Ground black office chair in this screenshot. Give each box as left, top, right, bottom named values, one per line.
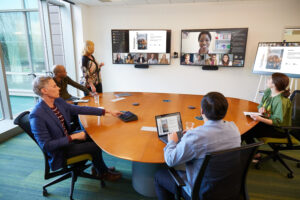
left=168, top=142, right=263, bottom=200
left=14, top=111, right=105, bottom=200
left=256, top=90, right=300, bottom=178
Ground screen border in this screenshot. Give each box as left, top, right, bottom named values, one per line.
left=180, top=27, right=248, bottom=67
left=111, top=29, right=172, bottom=65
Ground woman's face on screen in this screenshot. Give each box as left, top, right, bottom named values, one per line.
left=223, top=55, right=229, bottom=62
left=199, top=34, right=211, bottom=53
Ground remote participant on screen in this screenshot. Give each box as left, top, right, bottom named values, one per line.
left=205, top=54, right=217, bottom=65
left=159, top=54, right=169, bottom=64
left=221, top=54, right=232, bottom=66
left=148, top=53, right=158, bottom=64
left=115, top=53, right=124, bottom=64
left=198, top=31, right=211, bottom=54
left=136, top=54, right=146, bottom=64
left=125, top=54, right=134, bottom=64
left=182, top=54, right=192, bottom=65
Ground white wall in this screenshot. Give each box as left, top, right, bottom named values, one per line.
left=73, top=0, right=300, bottom=101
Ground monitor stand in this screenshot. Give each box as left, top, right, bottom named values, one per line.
left=202, top=66, right=219, bottom=70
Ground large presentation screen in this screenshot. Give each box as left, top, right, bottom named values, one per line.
left=111, top=29, right=171, bottom=65
left=129, top=30, right=167, bottom=53
left=180, top=28, right=248, bottom=67
left=253, top=42, right=300, bottom=78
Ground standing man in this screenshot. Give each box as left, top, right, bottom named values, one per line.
left=154, top=92, right=241, bottom=199
left=53, top=65, right=92, bottom=101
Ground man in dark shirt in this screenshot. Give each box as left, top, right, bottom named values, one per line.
left=53, top=65, right=92, bottom=100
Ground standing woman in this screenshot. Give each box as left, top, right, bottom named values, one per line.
left=81, top=40, right=104, bottom=95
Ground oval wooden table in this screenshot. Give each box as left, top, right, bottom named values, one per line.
left=79, top=92, right=259, bottom=197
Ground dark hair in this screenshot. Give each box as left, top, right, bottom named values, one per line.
left=198, top=31, right=212, bottom=42
left=201, top=92, right=228, bottom=120
left=271, top=72, right=290, bottom=98
left=222, top=54, right=230, bottom=65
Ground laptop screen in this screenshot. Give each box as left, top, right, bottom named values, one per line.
left=155, top=112, right=183, bottom=136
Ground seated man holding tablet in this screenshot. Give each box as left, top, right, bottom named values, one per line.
left=154, top=92, right=241, bottom=199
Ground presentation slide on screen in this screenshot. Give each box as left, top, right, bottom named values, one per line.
left=253, top=43, right=300, bottom=75
left=157, top=115, right=181, bottom=136
left=129, top=30, right=167, bottom=53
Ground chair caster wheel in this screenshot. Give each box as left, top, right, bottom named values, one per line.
left=287, top=173, right=294, bottom=179
left=255, top=164, right=261, bottom=169
left=297, top=163, right=300, bottom=168
left=101, top=180, right=106, bottom=188
left=43, top=188, right=48, bottom=196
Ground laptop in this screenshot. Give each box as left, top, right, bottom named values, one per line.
left=155, top=112, right=184, bottom=144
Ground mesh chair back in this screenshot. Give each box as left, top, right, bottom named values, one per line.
left=14, top=111, right=40, bottom=147
left=191, top=142, right=262, bottom=200
left=14, top=111, right=52, bottom=177
left=289, top=90, right=300, bottom=140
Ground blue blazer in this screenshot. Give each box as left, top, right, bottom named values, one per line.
left=29, top=98, right=104, bottom=171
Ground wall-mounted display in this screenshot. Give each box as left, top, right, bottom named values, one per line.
left=111, top=29, right=171, bottom=65
left=180, top=28, right=248, bottom=68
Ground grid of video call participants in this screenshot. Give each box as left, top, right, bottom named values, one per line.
left=181, top=29, right=248, bottom=67
left=112, top=53, right=170, bottom=65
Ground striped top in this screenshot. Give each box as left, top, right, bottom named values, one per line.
left=51, top=106, right=70, bottom=141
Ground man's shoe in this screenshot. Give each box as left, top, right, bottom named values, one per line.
left=91, top=167, right=97, bottom=177
left=108, top=166, right=116, bottom=172
left=102, top=171, right=122, bottom=181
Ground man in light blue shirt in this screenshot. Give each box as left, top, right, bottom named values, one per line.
left=154, top=92, right=241, bottom=200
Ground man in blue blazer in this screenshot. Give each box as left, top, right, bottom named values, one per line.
left=30, top=76, right=122, bottom=181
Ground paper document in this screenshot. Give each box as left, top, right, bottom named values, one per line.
left=73, top=99, right=89, bottom=103
left=111, top=97, right=125, bottom=102
left=244, top=112, right=262, bottom=116
left=115, top=93, right=131, bottom=98
left=141, top=126, right=157, bottom=132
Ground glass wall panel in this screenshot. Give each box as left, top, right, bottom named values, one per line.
left=6, top=74, right=33, bottom=90
left=24, top=0, right=38, bottom=9
left=27, top=12, right=46, bottom=73
left=10, top=95, right=35, bottom=115
left=0, top=98, right=3, bottom=120
left=0, top=12, right=31, bottom=73
left=0, top=0, right=23, bottom=10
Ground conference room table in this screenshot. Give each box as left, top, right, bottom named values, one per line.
left=79, top=92, right=259, bottom=197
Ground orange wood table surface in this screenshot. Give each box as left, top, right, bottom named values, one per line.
left=79, top=92, right=259, bottom=164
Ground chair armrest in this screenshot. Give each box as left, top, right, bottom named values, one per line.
left=168, top=167, right=186, bottom=187
left=280, top=126, right=300, bottom=130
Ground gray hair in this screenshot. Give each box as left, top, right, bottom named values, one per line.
left=32, top=76, right=53, bottom=96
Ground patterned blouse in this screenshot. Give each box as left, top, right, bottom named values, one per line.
left=81, top=55, right=101, bottom=88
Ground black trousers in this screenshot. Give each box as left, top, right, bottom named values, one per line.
left=84, top=82, right=102, bottom=96
left=155, top=169, right=190, bottom=200
left=242, top=122, right=287, bottom=144
left=64, top=134, right=108, bottom=175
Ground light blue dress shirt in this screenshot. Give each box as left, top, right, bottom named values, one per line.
left=164, top=120, right=241, bottom=195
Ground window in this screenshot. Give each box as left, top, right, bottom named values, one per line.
left=0, top=97, right=3, bottom=120
left=0, top=0, right=75, bottom=121
left=0, top=0, right=44, bottom=118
